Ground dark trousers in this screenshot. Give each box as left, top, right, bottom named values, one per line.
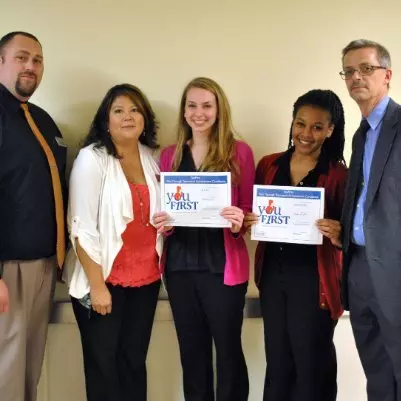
left=348, top=246, right=401, bottom=401
left=260, top=260, right=337, bottom=401
left=166, top=271, right=249, bottom=401
left=72, top=280, right=160, bottom=401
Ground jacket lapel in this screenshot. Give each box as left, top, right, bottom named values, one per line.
left=365, top=99, right=400, bottom=213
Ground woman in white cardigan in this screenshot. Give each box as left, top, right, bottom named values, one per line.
left=67, top=84, right=162, bottom=401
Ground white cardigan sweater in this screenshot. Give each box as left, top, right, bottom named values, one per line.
left=65, top=143, right=163, bottom=299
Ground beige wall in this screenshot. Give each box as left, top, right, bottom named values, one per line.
left=4, top=0, right=401, bottom=293
left=3, top=0, right=400, bottom=400
left=4, top=0, right=401, bottom=161
left=37, top=316, right=366, bottom=401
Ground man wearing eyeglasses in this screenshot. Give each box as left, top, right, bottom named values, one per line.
left=340, top=39, right=401, bottom=401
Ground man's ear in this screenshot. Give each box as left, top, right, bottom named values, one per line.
left=385, top=68, right=392, bottom=87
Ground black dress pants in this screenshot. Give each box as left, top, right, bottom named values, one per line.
left=72, top=280, right=160, bottom=401
left=260, top=260, right=337, bottom=401
left=166, top=271, right=249, bottom=401
left=348, top=246, right=401, bottom=401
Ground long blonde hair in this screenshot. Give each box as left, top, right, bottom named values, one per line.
left=172, top=77, right=239, bottom=182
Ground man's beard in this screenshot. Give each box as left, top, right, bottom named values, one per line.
left=15, top=75, right=37, bottom=98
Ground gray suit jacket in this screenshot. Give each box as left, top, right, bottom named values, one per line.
left=342, top=98, right=401, bottom=325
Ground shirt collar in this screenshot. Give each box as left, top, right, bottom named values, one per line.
left=274, top=147, right=293, bottom=168
left=182, top=144, right=197, bottom=171
left=0, top=83, right=24, bottom=113
left=365, top=96, right=390, bottom=131
left=274, top=146, right=330, bottom=175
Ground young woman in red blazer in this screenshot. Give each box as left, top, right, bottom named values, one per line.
left=245, top=89, right=348, bottom=401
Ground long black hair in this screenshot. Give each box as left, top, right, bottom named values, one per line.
left=82, top=83, right=159, bottom=157
left=288, top=89, right=346, bottom=165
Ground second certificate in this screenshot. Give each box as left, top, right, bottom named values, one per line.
left=251, top=185, right=325, bottom=244
left=160, top=172, right=232, bottom=228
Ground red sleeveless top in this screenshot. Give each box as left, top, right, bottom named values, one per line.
left=107, top=183, right=160, bottom=287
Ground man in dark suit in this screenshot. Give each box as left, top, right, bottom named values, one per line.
left=341, top=39, right=401, bottom=401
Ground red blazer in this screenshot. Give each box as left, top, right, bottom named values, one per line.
left=254, top=152, right=348, bottom=320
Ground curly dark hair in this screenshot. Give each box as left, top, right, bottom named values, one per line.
left=82, top=83, right=159, bottom=157
left=288, top=89, right=346, bottom=165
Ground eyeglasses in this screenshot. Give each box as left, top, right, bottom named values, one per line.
left=339, top=64, right=387, bottom=80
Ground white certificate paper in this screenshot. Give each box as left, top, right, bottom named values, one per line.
left=161, top=172, right=231, bottom=228
left=251, top=185, right=325, bottom=244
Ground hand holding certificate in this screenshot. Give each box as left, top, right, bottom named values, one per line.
left=160, top=172, right=232, bottom=228
left=250, top=185, right=325, bottom=244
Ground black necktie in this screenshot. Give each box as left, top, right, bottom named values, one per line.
left=358, top=119, right=370, bottom=139
left=342, top=119, right=370, bottom=248
left=355, top=119, right=370, bottom=194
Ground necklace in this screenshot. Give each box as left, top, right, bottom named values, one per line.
left=134, top=185, right=149, bottom=226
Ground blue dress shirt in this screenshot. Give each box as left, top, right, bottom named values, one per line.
left=352, top=96, right=390, bottom=245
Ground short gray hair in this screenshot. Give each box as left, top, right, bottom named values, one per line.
left=342, top=39, right=391, bottom=68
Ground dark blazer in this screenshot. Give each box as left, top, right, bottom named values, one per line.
left=342, top=98, right=401, bottom=325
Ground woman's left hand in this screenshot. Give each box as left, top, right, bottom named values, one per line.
left=152, top=211, right=173, bottom=234
left=316, top=218, right=342, bottom=247
left=221, top=206, right=244, bottom=234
